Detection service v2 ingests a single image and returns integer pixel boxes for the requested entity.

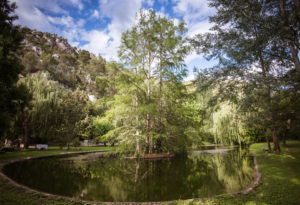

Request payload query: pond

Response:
[3,147,255,202]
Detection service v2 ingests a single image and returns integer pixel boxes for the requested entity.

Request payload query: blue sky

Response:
[13,0,217,80]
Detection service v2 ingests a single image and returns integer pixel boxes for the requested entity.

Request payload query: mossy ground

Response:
[1,142,300,205]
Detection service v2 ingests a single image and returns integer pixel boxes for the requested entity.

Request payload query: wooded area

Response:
[0,0,299,155]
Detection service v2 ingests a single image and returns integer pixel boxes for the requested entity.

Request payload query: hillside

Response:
[19,27,107,101]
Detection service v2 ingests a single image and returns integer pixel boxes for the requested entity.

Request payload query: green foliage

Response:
[72,137,81,148]
[78,49,91,65]
[93,121,114,138]
[57,89,88,147]
[192,0,300,148]
[10,73,89,147]
[0,0,30,140]
[99,9,196,154]
[90,119,114,144]
[15,74,62,142]
[86,57,106,80]
[21,51,40,73]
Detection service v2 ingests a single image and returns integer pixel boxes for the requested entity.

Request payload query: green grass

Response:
[1,142,300,205]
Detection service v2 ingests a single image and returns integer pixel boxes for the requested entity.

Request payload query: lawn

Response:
[1,142,300,205]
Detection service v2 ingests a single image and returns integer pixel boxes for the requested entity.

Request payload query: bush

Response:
[72,137,81,148]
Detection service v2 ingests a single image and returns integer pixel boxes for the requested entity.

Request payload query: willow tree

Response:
[14,73,88,148]
[18,74,63,144]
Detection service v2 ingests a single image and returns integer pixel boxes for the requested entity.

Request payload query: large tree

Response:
[108,9,192,155]
[0,0,29,141]
[192,0,300,151]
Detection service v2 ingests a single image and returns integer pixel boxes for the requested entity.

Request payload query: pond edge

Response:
[0,150,261,205]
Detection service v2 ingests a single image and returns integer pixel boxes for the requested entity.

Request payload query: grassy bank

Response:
[0,146,112,164]
[1,142,300,205]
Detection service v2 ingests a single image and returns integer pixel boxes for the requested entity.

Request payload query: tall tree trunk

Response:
[23,111,29,148]
[279,0,300,73]
[146,115,150,154]
[135,135,140,157]
[266,135,271,151]
[67,137,70,150]
[288,42,300,73]
[157,33,163,152]
[145,53,151,154]
[282,129,287,146]
[258,51,280,152]
[134,160,140,183]
[134,78,140,157]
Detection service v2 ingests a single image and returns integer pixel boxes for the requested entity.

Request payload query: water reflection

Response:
[3,148,255,202]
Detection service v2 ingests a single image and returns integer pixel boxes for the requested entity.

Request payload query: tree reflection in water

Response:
[3,148,255,202]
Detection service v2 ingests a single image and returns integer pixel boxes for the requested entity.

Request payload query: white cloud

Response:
[172,0,216,78]
[188,19,214,37]
[184,73,196,81]
[14,1,58,33]
[172,0,215,36]
[14,0,88,50]
[98,0,142,25]
[69,0,84,10]
[92,10,100,19]
[77,0,144,59]
[77,19,86,27]
[80,30,112,57]
[173,0,215,22]
[144,0,155,7]
[48,16,75,28]
[14,0,86,33]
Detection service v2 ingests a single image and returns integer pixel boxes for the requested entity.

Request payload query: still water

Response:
[3,148,255,202]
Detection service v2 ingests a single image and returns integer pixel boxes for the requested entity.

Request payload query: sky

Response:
[13,0,218,80]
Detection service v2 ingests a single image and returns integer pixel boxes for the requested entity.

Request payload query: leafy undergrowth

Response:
[173,141,300,205]
[1,142,300,205]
